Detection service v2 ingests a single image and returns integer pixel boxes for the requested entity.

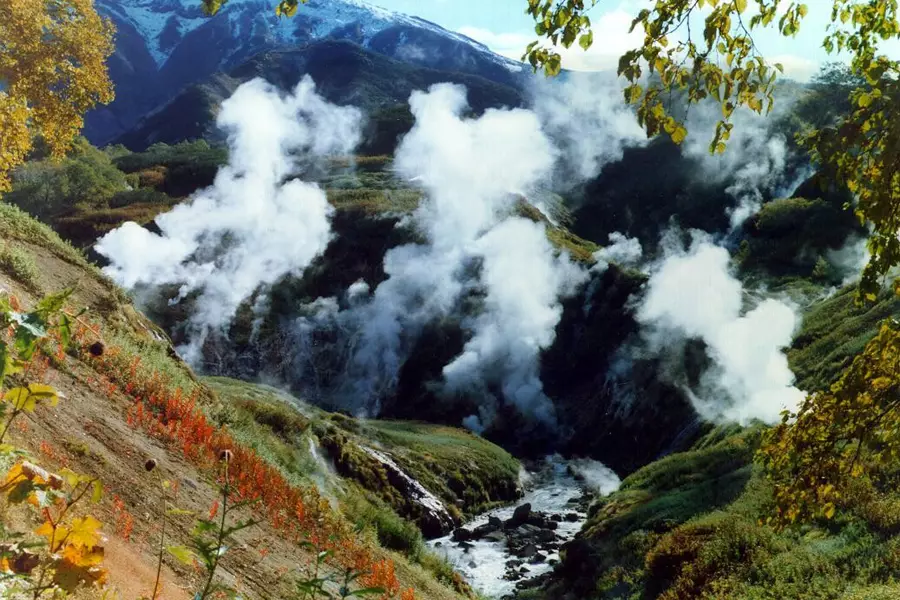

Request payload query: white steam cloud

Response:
[567,458,621,496]
[96,77,362,362]
[444,218,587,431]
[531,72,647,185]
[827,233,871,285]
[683,103,795,230]
[593,232,643,273]
[336,83,587,427]
[637,232,804,424]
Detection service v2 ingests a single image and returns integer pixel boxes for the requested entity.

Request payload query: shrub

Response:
[108,188,172,208]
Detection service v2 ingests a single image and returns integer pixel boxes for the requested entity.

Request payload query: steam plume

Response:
[96,77,362,362]
[338,83,584,426]
[636,232,804,424]
[683,103,795,229]
[531,72,647,185]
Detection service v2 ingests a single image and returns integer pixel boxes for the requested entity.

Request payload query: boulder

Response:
[506,503,532,529]
[472,522,497,539]
[485,531,507,543]
[451,528,472,542]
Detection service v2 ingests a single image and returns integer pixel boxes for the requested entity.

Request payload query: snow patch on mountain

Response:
[100,0,523,72]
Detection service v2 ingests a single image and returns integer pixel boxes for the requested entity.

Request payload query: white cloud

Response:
[767,53,819,83]
[459,2,837,80]
[459,8,643,72]
[636,233,805,425]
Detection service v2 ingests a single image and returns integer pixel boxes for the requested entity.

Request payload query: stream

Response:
[428,456,620,599]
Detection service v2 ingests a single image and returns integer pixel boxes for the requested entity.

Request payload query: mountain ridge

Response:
[87,0,527,144]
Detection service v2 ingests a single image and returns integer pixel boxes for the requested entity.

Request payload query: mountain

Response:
[87,0,527,144]
[115,40,526,151]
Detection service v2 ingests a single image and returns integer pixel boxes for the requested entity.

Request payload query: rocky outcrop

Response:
[361,447,456,538]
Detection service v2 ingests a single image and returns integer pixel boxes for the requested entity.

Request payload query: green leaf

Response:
[4,388,35,413]
[167,545,195,565]
[578,31,593,50]
[91,480,103,504]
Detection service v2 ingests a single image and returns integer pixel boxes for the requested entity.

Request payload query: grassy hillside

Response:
[788,286,900,392]
[533,425,900,600]
[0,202,509,600]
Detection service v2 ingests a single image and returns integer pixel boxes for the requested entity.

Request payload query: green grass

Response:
[349,419,522,516]
[203,375,520,518]
[0,202,94,272]
[538,426,900,600]
[326,188,422,214]
[107,325,200,397]
[203,376,490,596]
[0,243,39,290]
[788,285,900,391]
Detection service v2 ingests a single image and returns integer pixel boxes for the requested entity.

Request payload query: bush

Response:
[113,140,227,197]
[5,137,128,219]
[108,187,172,208]
[741,196,862,278]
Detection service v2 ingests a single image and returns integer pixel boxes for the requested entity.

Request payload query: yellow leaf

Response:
[4,388,35,412]
[4,462,27,487]
[62,544,104,567]
[35,522,69,548]
[68,516,102,549]
[27,384,58,406]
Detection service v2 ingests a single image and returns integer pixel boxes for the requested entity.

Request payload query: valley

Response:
[1,1,898,599]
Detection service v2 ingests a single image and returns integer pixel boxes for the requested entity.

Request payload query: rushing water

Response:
[427,456,619,599]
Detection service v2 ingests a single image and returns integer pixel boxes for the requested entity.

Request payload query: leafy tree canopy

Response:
[0,0,115,192]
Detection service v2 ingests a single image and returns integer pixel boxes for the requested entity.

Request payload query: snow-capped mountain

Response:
[102,0,521,72]
[86,0,527,144]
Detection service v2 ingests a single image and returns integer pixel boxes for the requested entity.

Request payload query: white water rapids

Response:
[428,457,620,599]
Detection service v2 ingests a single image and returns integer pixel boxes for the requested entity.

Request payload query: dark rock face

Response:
[541,265,702,475]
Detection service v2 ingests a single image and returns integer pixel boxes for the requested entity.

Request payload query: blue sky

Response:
[367,1,900,82]
[368,0,535,33]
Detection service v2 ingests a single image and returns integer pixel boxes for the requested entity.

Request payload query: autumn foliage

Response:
[0,0,115,192]
[72,321,415,599]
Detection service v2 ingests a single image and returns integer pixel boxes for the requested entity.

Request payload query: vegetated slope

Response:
[531,425,900,600]
[0,200,518,599]
[88,0,525,144]
[114,40,525,152]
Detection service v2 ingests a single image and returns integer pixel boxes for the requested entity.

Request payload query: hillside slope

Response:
[530,425,900,600]
[0,201,519,599]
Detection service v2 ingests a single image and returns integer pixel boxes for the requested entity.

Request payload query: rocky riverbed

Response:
[428,457,618,598]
